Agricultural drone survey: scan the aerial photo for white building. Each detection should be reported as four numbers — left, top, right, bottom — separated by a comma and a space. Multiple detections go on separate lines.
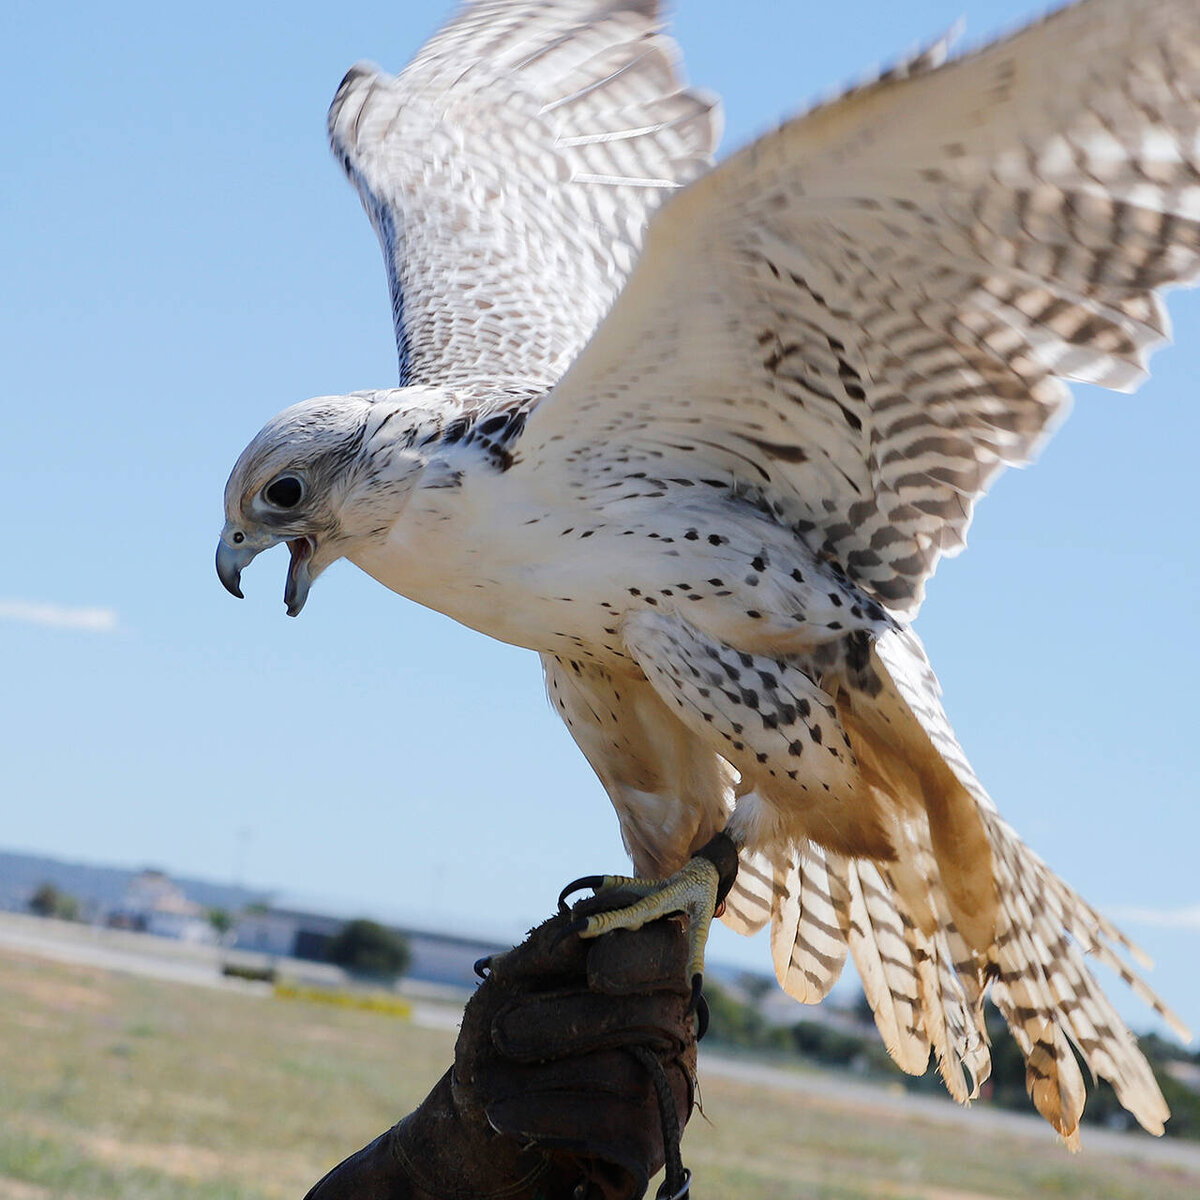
107, 869, 217, 943
234, 908, 345, 959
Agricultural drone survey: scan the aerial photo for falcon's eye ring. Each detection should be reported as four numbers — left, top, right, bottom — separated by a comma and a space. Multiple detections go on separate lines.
263, 475, 304, 509
232, 531, 245, 545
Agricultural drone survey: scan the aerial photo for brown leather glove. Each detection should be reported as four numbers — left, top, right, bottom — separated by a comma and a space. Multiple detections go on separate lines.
303, 892, 697, 1200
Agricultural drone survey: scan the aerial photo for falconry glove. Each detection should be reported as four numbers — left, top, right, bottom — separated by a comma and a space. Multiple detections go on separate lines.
302, 893, 698, 1200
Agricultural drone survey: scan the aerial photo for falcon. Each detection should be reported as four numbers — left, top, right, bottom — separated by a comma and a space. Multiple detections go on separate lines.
217, 0, 1197, 1142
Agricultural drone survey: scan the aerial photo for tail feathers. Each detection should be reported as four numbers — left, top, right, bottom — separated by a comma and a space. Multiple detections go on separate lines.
847, 860, 931, 1075
863, 624, 1182, 1138
721, 849, 775, 935
993, 817, 1175, 1022
923, 922, 991, 1102
769, 843, 851, 1004
718, 625, 1182, 1141
719, 842, 854, 1006
851, 854, 992, 1097
983, 809, 1180, 1137
749, 834, 990, 1098
880, 838, 990, 1101
739, 803, 1181, 1142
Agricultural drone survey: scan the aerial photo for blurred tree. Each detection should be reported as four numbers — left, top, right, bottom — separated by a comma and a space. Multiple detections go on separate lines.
326, 919, 411, 981
207, 907, 234, 938
28, 883, 80, 921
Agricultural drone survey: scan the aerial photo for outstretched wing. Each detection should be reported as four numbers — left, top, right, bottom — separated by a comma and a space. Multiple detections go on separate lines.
328, 0, 719, 391
518, 0, 1200, 615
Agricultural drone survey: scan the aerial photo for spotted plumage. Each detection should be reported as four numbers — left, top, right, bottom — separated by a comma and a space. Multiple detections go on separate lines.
218, 0, 1198, 1144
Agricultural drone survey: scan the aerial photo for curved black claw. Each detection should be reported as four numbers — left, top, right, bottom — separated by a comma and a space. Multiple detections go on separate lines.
694, 993, 710, 1042
688, 973, 703, 1016
557, 875, 607, 914
473, 956, 492, 980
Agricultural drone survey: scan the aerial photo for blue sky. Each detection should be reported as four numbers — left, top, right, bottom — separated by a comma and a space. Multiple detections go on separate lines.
3, 0, 1198, 1036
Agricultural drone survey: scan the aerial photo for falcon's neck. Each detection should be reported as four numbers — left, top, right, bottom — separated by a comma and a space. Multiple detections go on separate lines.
344, 429, 573, 649
337, 385, 569, 648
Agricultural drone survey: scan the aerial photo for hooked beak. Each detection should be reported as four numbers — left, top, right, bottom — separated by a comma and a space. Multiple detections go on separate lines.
215, 532, 318, 617
215, 537, 257, 600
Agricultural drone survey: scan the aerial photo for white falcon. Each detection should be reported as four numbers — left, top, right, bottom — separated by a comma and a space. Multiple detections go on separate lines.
218, 0, 1198, 1142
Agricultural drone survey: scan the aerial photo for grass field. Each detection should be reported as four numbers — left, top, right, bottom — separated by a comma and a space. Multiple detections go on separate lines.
3, 948, 1199, 1199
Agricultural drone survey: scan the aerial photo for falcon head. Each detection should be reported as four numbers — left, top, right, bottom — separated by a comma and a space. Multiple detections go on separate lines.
217, 394, 405, 616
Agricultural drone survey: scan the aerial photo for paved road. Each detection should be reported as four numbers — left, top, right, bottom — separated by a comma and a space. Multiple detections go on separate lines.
0, 910, 261, 991
0, 910, 461, 1029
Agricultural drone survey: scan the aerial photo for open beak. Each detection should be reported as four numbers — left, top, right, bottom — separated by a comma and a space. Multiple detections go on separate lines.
283, 536, 316, 617
215, 532, 317, 617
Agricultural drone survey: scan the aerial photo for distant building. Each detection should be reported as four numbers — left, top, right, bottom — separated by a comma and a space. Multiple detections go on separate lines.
234, 908, 345, 960
107, 869, 217, 943
403, 926, 508, 989
232, 906, 506, 988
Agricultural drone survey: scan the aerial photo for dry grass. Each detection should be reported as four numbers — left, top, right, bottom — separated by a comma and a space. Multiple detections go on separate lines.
2, 949, 1198, 1199
683, 1073, 1200, 1199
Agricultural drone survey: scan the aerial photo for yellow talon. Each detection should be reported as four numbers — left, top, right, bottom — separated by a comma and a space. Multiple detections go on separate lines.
574, 857, 722, 985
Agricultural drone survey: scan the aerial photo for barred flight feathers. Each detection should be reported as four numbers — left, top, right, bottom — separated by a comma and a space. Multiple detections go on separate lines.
624, 600, 1186, 1136
768, 844, 850, 1006
329, 0, 719, 391
719, 848, 774, 937
847, 859, 932, 1077
523, 0, 1200, 615
699, 622, 1190, 1141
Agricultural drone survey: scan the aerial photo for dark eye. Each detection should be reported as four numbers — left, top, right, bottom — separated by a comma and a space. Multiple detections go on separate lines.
264, 475, 304, 509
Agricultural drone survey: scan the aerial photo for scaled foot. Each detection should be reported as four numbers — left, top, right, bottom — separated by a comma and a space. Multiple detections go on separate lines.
559, 833, 739, 1006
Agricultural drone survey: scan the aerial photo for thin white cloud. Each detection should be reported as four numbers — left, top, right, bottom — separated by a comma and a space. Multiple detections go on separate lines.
0, 599, 119, 633
1108, 905, 1200, 930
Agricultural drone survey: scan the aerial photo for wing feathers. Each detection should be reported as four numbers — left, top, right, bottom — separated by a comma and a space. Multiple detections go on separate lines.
522, 0, 1200, 614
329, 0, 718, 390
